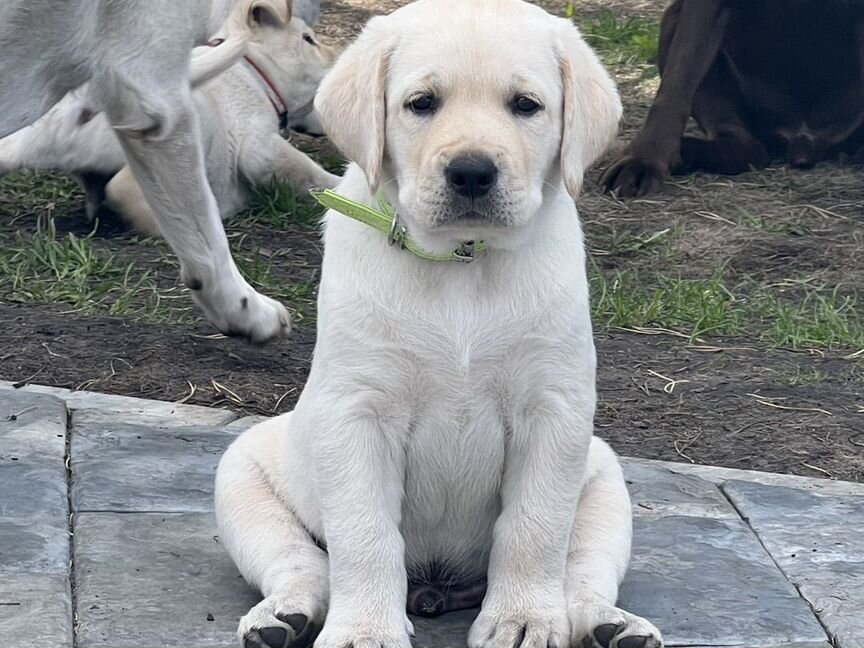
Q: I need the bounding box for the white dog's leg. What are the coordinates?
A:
[468,398,591,648]
[92,70,290,341]
[310,409,412,648]
[242,134,339,194]
[566,439,664,648]
[216,417,329,648]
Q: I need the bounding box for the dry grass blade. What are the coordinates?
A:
[746,393,833,416]
[801,462,833,478]
[211,379,244,406]
[646,369,690,394]
[176,381,197,404]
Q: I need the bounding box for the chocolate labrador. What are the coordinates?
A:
[602,0,864,197]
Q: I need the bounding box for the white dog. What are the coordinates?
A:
[215,2,664,648]
[0,0,308,342]
[0,0,338,236]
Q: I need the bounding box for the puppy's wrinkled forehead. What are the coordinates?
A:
[385,0,562,103]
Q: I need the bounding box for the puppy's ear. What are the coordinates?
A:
[248,0,291,28]
[314,17,394,190]
[556,20,622,199]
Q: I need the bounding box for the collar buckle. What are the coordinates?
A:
[387,213,406,249]
[453,241,476,263]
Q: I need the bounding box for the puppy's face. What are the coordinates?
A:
[383,26,563,244]
[316,0,622,250]
[246,0,336,122]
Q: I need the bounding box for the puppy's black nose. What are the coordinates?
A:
[445,156,498,199]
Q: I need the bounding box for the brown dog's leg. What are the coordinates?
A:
[675,57,769,175]
[601,0,730,197]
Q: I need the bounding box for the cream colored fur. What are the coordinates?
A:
[215,2,664,648]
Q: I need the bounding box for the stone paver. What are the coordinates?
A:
[74,512,259,648]
[0,386,860,648]
[0,574,73,648]
[71,420,237,513]
[620,516,827,647]
[0,381,236,427]
[724,480,864,648]
[0,390,72,648]
[621,460,739,519]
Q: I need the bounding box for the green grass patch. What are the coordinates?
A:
[573,9,659,67]
[591,266,864,351]
[236,181,325,231]
[757,288,864,350]
[0,216,191,322]
[591,269,742,340]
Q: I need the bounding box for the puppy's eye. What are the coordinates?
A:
[512,95,542,116]
[406,94,437,115]
[302,33,317,46]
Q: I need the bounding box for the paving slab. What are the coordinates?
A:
[621,460,738,519]
[0,573,73,648]
[74,512,260,648]
[0,518,69,574]
[0,390,67,462]
[619,515,828,647]
[71,421,237,513]
[0,381,236,427]
[724,480,864,648]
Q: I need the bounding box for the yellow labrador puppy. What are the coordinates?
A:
[215,2,664,648]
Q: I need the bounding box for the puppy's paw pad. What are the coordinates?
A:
[239,598,322,648]
[571,604,662,648]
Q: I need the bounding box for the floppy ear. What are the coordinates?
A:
[556,20,622,198]
[314,17,394,190]
[248,0,291,28]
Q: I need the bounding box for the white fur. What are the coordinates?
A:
[215,2,663,648]
[0,1,337,238]
[0,0,322,342]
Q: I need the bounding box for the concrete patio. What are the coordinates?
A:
[1,380,862,648]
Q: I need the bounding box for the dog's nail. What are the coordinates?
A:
[593,623,623,648]
[258,626,288,648]
[617,636,650,648]
[276,613,308,636]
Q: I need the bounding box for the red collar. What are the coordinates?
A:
[207,38,288,128]
[242,56,289,128]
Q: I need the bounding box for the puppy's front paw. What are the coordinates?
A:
[569,599,663,648]
[313,616,413,648]
[468,597,569,648]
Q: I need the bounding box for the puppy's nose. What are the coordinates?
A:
[445,156,498,199]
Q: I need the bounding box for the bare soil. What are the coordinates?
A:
[1,0,862,482]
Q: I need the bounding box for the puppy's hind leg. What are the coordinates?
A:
[566,439,663,648]
[216,416,329,648]
[241,134,339,195]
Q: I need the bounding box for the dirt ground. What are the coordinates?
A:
[1,0,863,482]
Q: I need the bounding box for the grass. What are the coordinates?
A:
[572,8,660,68]
[590,264,864,351]
[0,175,325,325]
[590,270,742,340]
[0,216,190,322]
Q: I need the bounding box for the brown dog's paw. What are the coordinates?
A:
[600,156,668,198]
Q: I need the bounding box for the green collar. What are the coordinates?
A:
[310,189,487,263]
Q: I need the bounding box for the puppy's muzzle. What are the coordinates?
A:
[445,155,498,200]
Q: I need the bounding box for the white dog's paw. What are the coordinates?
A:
[191,283,291,344]
[313,616,413,648]
[468,599,569,648]
[238,594,324,648]
[569,600,663,648]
